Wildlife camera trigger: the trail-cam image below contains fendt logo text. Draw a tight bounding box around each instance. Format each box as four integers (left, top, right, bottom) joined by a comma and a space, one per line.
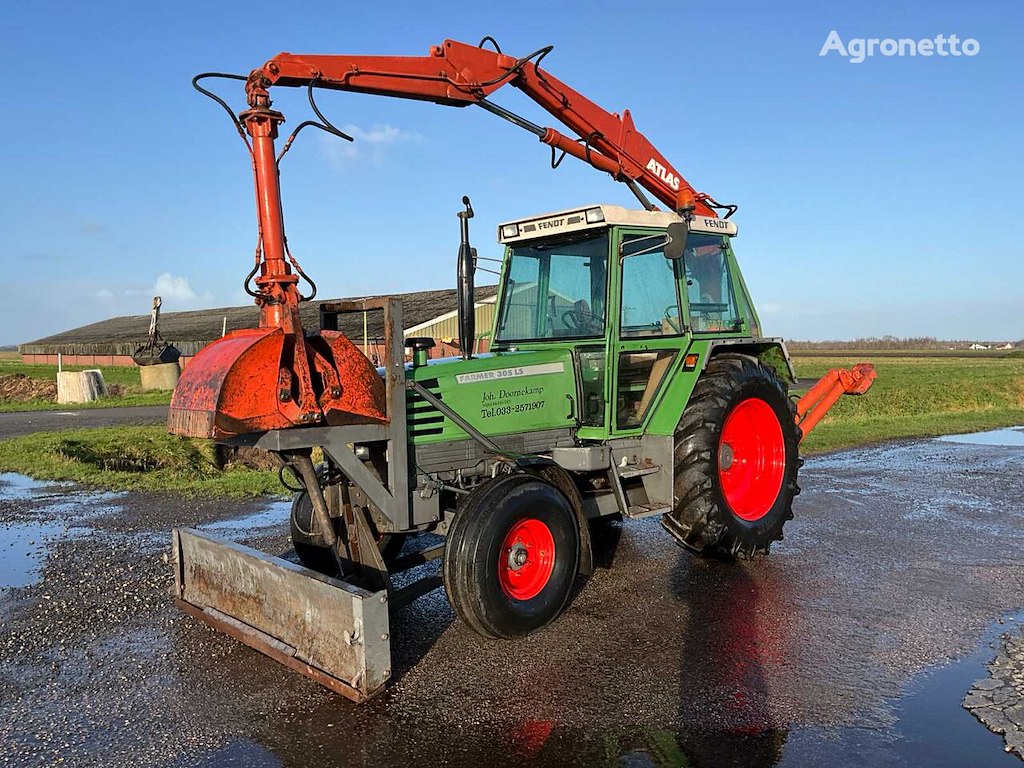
820, 30, 980, 64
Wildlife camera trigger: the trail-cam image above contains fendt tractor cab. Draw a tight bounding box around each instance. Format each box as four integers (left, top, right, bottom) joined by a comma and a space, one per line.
169, 38, 875, 702
490, 205, 757, 436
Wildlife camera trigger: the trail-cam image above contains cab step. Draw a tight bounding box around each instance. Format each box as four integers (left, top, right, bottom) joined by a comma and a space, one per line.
616, 464, 661, 480
625, 503, 672, 519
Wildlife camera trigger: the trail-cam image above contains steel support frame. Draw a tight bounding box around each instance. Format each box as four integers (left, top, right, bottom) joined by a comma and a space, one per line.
252, 297, 412, 531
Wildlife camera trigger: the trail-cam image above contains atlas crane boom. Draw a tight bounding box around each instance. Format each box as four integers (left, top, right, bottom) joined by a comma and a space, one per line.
247, 38, 716, 216
171, 38, 728, 440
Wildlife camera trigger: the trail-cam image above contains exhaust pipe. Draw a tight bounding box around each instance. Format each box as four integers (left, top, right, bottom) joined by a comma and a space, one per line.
456, 195, 476, 360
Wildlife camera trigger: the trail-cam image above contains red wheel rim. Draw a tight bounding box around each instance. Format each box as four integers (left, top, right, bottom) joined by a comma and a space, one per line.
718, 398, 786, 521
498, 519, 555, 600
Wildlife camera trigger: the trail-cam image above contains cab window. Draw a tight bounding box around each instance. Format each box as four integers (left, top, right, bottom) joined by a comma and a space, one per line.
619, 234, 683, 337
495, 233, 608, 342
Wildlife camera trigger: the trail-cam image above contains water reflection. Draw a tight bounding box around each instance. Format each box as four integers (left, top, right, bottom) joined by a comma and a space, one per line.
0, 519, 66, 590
669, 553, 788, 767
937, 427, 1024, 447
215, 542, 793, 768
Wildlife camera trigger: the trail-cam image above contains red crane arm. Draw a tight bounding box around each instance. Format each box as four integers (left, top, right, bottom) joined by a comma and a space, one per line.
170, 39, 723, 440
248, 39, 715, 216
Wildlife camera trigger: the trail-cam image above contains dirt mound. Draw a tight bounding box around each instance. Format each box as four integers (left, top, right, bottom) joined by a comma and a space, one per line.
0, 374, 56, 402
215, 444, 280, 472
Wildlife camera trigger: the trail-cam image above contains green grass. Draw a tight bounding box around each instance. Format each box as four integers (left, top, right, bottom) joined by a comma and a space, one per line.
792, 348, 1018, 359
0, 360, 172, 412
0, 391, 172, 413
0, 361, 145, 387
0, 426, 281, 497
795, 355, 1024, 453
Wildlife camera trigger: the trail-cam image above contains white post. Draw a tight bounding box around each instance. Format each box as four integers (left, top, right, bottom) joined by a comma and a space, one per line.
222, 316, 227, 337
57, 353, 62, 373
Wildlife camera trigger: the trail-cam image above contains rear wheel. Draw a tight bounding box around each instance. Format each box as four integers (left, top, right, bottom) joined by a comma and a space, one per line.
662, 354, 800, 559
443, 473, 580, 639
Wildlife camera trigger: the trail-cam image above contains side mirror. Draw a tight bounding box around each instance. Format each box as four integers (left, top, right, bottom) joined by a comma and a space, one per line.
664, 221, 689, 260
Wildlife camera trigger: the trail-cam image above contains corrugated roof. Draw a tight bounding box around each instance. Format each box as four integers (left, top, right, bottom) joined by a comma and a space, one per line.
20, 286, 498, 355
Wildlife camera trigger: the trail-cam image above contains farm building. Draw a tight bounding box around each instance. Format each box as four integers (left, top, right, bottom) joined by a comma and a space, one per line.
19, 287, 499, 367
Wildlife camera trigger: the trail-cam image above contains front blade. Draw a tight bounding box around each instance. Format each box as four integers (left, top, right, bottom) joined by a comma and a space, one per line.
172, 528, 391, 702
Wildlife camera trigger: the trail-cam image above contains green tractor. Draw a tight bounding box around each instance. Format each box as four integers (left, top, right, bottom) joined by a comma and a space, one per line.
170, 40, 875, 702
410, 204, 803, 627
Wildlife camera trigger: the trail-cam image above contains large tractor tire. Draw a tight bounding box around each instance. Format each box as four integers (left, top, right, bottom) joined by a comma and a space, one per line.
662, 354, 800, 560
444, 473, 580, 639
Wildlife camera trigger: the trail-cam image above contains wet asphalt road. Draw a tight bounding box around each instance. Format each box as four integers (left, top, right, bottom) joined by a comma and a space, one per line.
0, 405, 168, 440
1, 431, 1023, 767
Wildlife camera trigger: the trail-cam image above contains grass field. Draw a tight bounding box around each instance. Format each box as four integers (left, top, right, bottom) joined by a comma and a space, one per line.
0, 352, 1019, 497
0, 359, 172, 412
792, 348, 1018, 359
794, 354, 1024, 453
0, 426, 281, 497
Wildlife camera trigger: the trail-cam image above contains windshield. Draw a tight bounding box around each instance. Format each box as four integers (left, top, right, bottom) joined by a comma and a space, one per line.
683, 234, 741, 333
495, 232, 608, 343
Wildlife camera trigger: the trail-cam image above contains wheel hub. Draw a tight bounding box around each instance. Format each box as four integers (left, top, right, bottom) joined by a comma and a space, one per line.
718, 443, 734, 471
498, 518, 555, 601
717, 397, 786, 521
507, 543, 529, 570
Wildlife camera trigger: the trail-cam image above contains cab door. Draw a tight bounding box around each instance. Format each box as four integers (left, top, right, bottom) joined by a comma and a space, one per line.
608, 229, 691, 435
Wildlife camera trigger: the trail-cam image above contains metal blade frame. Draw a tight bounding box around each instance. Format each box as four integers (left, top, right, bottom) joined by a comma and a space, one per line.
172, 528, 391, 702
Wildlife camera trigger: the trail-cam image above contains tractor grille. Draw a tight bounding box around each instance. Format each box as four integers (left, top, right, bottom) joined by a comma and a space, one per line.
407, 378, 446, 438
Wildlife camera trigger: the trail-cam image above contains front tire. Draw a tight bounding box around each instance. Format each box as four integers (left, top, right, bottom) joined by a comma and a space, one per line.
290, 485, 404, 574
662, 354, 800, 559
290, 479, 338, 574
443, 474, 580, 639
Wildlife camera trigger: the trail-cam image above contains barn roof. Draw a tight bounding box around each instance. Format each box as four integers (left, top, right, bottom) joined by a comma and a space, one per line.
20, 286, 499, 356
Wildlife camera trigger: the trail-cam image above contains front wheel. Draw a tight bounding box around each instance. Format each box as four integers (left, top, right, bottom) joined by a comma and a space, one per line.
443, 474, 580, 639
663, 354, 801, 559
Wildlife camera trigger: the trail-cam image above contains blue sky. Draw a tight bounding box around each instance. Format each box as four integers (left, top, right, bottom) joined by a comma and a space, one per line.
2, 0, 1020, 345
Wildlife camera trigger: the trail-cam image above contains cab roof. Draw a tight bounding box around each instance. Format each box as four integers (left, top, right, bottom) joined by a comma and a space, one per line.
497, 204, 738, 244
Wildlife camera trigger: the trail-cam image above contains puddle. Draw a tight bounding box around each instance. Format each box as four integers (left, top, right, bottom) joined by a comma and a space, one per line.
0, 473, 126, 590
199, 501, 290, 538
0, 520, 67, 590
782, 610, 1024, 767
191, 738, 281, 767
0, 472, 63, 502
938, 427, 1024, 447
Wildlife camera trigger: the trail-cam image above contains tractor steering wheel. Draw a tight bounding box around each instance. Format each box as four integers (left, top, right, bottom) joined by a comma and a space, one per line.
562, 309, 589, 332
561, 300, 597, 334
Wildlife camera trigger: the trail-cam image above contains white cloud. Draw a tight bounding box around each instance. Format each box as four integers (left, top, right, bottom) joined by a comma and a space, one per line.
93, 273, 215, 315
321, 123, 421, 167
150, 272, 207, 303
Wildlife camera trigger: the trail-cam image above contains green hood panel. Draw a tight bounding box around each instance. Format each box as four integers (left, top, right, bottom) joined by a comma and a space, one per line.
407, 350, 578, 445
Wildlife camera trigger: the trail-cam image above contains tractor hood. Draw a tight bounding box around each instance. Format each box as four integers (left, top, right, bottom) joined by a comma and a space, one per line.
404, 349, 578, 445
